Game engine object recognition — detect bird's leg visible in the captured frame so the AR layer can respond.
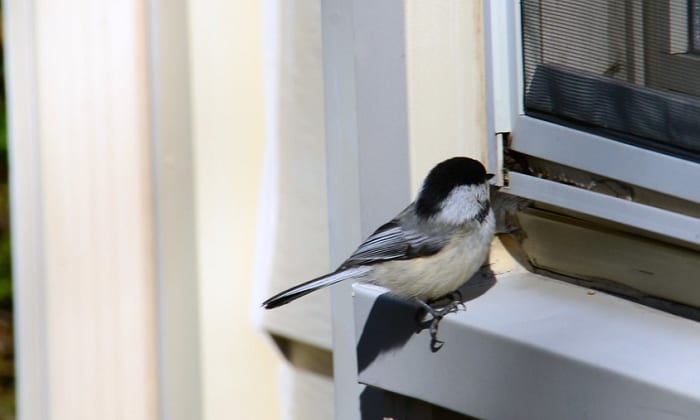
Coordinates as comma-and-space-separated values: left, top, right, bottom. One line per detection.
428, 290, 466, 315
414, 298, 445, 350
414, 291, 467, 351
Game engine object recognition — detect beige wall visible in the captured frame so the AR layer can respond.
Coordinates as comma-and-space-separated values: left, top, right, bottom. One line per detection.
188, 0, 282, 419
405, 0, 488, 193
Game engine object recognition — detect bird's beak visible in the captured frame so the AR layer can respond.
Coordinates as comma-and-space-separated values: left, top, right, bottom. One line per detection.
486, 173, 495, 181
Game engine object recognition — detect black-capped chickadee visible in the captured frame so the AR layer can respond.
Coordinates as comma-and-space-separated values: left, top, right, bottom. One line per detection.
262, 157, 495, 322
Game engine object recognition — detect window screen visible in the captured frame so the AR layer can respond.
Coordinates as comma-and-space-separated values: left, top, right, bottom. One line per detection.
692, 0, 700, 53
522, 0, 700, 162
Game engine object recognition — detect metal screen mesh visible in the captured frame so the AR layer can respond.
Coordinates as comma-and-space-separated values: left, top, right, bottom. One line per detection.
521, 0, 700, 161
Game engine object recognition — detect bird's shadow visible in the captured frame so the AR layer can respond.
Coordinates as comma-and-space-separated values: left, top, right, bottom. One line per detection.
356, 265, 497, 374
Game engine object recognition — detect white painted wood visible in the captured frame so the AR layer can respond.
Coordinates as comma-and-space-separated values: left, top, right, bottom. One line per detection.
148, 0, 203, 419
253, 0, 335, 419
320, 0, 365, 418
4, 0, 48, 418
354, 267, 700, 419
323, 0, 414, 418
256, 0, 334, 352
6, 0, 158, 419
187, 0, 283, 418
279, 363, 335, 420
483, 0, 521, 184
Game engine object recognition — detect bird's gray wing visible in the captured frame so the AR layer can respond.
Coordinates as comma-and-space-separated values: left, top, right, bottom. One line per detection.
339, 211, 449, 270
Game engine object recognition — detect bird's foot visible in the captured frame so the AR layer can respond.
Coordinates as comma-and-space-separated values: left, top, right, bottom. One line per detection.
428, 290, 466, 314
414, 291, 466, 351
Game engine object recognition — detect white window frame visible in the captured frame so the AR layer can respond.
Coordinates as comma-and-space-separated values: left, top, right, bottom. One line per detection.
322, 0, 413, 418
494, 0, 700, 247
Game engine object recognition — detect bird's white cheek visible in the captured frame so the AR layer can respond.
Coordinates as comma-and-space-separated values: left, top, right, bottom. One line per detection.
435, 184, 489, 225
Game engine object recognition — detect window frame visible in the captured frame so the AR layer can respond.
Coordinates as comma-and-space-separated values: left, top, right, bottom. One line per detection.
353, 273, 700, 419
322, 0, 700, 418
497, 0, 700, 247
322, 0, 414, 418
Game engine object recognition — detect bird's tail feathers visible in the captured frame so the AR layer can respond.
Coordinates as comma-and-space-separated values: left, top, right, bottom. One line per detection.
262, 266, 370, 309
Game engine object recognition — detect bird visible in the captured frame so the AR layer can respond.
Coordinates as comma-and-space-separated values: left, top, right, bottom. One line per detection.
262, 157, 495, 341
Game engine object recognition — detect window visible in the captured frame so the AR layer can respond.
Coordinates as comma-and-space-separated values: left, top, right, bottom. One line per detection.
522, 0, 700, 159
498, 0, 700, 314
646, 0, 700, 97
322, 1, 700, 418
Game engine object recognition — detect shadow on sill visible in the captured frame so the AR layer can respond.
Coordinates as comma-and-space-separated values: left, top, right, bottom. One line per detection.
356, 266, 497, 374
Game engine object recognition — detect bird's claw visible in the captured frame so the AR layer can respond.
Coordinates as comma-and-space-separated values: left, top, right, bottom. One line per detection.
431, 290, 465, 311
414, 291, 467, 351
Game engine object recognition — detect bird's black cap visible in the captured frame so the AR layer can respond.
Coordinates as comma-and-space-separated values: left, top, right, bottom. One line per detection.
415, 157, 489, 218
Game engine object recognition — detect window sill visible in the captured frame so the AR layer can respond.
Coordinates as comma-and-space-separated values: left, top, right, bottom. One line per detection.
353, 265, 700, 419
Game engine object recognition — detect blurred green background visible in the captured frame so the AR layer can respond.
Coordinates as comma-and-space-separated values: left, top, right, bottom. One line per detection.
0, 12, 16, 419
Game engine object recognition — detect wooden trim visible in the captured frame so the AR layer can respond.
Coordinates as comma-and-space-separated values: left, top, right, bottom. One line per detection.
5, 0, 49, 417
147, 0, 203, 418
7, 1, 159, 418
